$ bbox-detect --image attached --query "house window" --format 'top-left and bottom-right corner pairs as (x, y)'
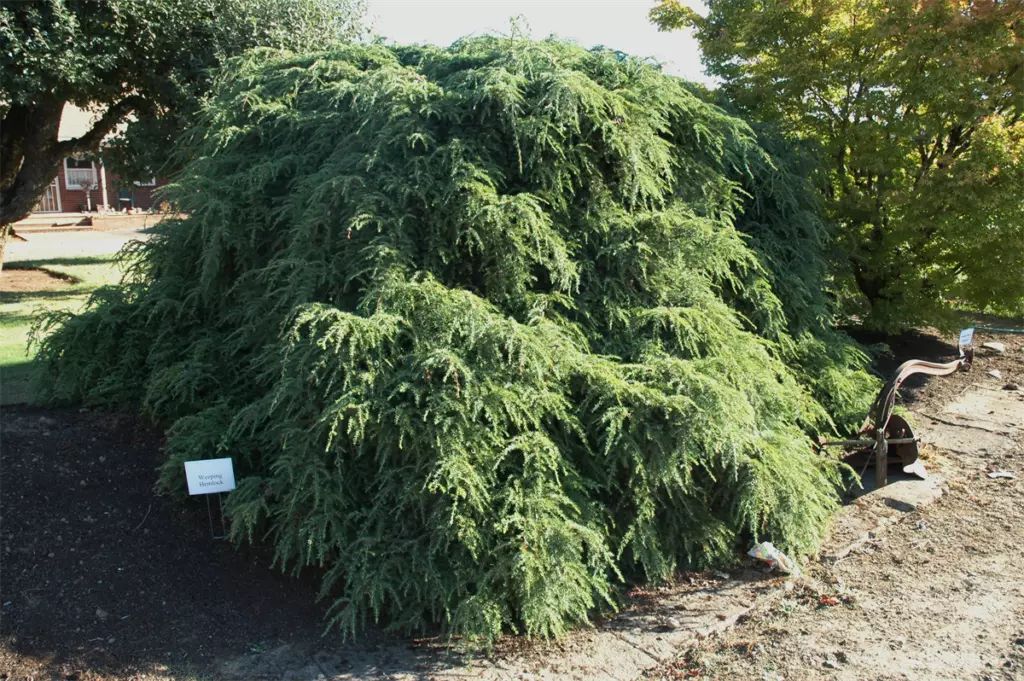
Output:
(64, 154), (98, 189)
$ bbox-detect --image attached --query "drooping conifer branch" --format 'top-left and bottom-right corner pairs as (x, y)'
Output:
(34, 38), (877, 642)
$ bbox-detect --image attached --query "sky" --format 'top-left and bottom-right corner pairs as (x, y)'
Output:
(365, 1), (711, 84)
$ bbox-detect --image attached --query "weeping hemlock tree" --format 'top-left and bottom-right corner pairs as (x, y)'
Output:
(36, 38), (877, 641)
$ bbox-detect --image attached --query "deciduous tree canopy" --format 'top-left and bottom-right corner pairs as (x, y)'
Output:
(652, 0), (1024, 328)
(36, 39), (876, 641)
(0, 0), (366, 261)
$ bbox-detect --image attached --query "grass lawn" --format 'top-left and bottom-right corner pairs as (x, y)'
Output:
(1, 255), (123, 405)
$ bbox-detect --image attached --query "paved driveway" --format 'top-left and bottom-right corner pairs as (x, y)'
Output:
(5, 227), (155, 263)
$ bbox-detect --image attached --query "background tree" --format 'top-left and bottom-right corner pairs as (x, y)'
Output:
(0, 0), (366, 264)
(651, 0), (1024, 329)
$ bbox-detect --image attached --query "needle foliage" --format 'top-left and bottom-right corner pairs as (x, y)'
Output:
(35, 37), (876, 642)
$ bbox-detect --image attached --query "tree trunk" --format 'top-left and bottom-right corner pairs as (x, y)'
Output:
(0, 98), (66, 271)
(852, 261), (886, 306)
(0, 224), (9, 272)
(1, 96), (146, 270)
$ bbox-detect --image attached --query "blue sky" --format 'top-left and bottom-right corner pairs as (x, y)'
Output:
(365, 1), (711, 84)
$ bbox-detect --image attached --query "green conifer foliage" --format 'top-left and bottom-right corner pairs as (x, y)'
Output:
(35, 38), (877, 641)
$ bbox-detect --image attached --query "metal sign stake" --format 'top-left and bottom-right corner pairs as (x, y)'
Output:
(206, 492), (228, 541)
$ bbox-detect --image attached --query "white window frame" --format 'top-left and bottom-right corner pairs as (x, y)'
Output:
(134, 178), (157, 187)
(64, 155), (98, 190)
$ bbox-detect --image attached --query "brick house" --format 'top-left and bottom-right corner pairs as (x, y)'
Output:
(32, 104), (168, 215)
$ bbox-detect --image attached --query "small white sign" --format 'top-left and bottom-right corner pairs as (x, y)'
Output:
(958, 327), (975, 347)
(184, 458), (236, 495)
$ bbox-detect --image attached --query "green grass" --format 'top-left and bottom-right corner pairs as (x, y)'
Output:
(1, 255), (123, 405)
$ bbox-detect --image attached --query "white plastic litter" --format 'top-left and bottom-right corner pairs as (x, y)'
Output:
(988, 470), (1017, 480)
(981, 341), (1006, 354)
(748, 541), (800, 575)
(987, 369), (1002, 379)
(903, 460), (929, 480)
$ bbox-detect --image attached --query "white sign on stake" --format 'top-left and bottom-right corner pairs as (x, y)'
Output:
(184, 458), (236, 495)
(958, 327), (975, 348)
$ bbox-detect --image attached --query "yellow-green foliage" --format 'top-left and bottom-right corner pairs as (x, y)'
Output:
(652, 0), (1024, 328)
(36, 38), (877, 641)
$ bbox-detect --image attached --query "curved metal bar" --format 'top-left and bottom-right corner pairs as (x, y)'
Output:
(822, 352), (970, 487)
(862, 356), (969, 434)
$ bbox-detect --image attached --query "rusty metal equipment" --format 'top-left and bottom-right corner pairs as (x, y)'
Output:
(821, 349), (973, 488)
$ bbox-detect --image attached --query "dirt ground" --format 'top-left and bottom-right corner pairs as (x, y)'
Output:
(0, 268), (75, 293)
(647, 324), (1024, 681)
(1, 323), (1022, 681)
(647, 469), (1024, 681)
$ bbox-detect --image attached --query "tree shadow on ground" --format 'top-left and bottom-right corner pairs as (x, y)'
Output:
(0, 361), (35, 405)
(8, 254), (120, 268)
(0, 288), (99, 305)
(0, 311), (42, 327)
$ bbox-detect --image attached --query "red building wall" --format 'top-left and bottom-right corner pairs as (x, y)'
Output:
(51, 161), (168, 213)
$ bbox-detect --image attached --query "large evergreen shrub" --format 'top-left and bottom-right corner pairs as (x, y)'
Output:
(36, 38), (877, 641)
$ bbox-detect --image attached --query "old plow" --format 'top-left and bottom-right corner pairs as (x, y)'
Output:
(819, 348), (973, 488)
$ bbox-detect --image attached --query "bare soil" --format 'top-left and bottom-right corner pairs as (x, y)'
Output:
(0, 268), (75, 293)
(646, 451), (1024, 681)
(88, 214), (175, 232)
(646, 327), (1024, 681)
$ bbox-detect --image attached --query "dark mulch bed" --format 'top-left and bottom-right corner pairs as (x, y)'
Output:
(0, 406), (330, 680)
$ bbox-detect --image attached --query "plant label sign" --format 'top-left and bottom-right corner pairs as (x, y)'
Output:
(184, 458), (236, 495)
(958, 327), (975, 348)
